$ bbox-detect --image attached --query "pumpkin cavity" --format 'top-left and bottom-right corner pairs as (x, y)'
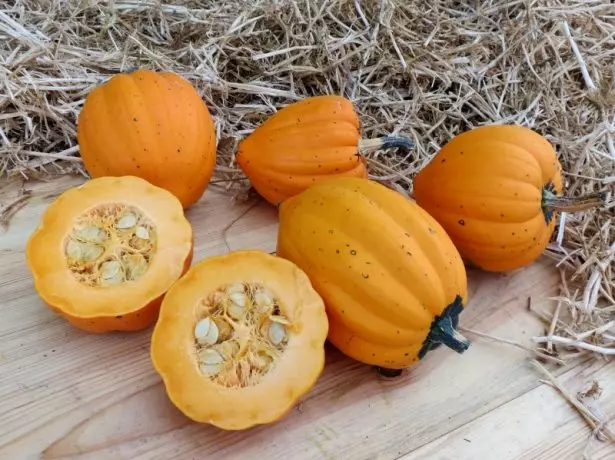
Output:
(193, 281), (291, 388)
(64, 204), (157, 287)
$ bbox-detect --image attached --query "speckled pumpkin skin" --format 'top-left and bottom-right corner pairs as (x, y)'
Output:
(77, 69), (217, 209)
(276, 177), (468, 370)
(235, 95), (368, 205)
(413, 124), (563, 272)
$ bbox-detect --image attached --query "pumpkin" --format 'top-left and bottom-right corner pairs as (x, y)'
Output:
(235, 95), (414, 205)
(276, 177), (469, 376)
(77, 69), (217, 209)
(150, 250), (329, 430)
(25, 176), (194, 333)
(412, 124), (605, 272)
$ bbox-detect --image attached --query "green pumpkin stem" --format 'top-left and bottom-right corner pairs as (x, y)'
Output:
(543, 190), (606, 213)
(358, 136), (415, 155)
(430, 315), (471, 354)
(418, 295), (470, 359)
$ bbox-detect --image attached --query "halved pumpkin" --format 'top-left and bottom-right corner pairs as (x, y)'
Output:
(150, 250), (329, 430)
(25, 176), (194, 333)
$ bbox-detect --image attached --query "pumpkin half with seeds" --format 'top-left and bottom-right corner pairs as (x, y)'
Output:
(25, 176), (194, 333)
(150, 250), (329, 430)
(412, 124), (605, 272)
(77, 68), (217, 209)
(235, 94), (414, 205)
(276, 177), (470, 376)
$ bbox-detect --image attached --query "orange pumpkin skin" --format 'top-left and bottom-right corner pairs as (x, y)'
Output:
(25, 176), (194, 333)
(151, 250), (329, 430)
(235, 95), (368, 205)
(276, 177), (469, 374)
(412, 124), (599, 272)
(77, 69), (217, 209)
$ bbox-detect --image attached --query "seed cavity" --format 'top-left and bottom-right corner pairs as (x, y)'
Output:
(63, 204), (157, 287)
(194, 282), (292, 388)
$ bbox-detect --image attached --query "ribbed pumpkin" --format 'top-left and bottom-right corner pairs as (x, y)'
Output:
(151, 250), (329, 430)
(276, 177), (470, 376)
(25, 176), (194, 333)
(77, 69), (217, 209)
(413, 124), (605, 272)
(235, 95), (414, 205)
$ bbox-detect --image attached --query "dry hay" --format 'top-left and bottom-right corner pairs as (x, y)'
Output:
(1, 0), (614, 448)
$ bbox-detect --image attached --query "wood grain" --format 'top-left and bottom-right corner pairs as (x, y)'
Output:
(0, 175), (612, 460)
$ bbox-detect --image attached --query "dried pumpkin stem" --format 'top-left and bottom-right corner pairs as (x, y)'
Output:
(358, 136), (415, 155)
(431, 316), (471, 354)
(543, 191), (606, 212)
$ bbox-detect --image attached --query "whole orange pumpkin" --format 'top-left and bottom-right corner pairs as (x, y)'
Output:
(235, 95), (414, 205)
(413, 124), (604, 272)
(77, 69), (217, 209)
(276, 177), (470, 376)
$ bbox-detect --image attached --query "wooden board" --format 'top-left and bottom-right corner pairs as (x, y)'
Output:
(1, 175), (613, 460)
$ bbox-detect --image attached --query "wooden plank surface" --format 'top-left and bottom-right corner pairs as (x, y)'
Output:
(0, 175), (613, 460)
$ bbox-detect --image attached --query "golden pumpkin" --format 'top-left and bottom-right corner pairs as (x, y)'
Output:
(276, 177), (469, 376)
(77, 69), (217, 209)
(150, 250), (329, 429)
(25, 176), (194, 333)
(413, 124), (605, 272)
(235, 95), (414, 205)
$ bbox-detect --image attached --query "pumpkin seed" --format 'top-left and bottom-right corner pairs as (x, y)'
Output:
(116, 212), (137, 229)
(99, 260), (124, 285)
(215, 340), (240, 359)
(199, 362), (223, 377)
(194, 317), (218, 345)
(198, 348), (224, 365)
(227, 283), (245, 294)
(135, 226), (150, 240)
(75, 226), (107, 243)
(227, 293), (247, 319)
(229, 293), (247, 307)
(201, 319), (220, 345)
(66, 239), (104, 262)
(192, 281), (293, 388)
(254, 289), (274, 310)
(123, 253), (148, 280)
(268, 321), (287, 345)
(228, 303), (245, 320)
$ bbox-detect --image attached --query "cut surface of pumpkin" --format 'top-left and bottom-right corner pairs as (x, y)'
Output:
(25, 176), (194, 333)
(150, 250), (328, 430)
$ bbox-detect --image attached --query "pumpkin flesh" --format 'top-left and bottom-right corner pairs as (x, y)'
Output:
(77, 69), (217, 209)
(25, 176), (194, 333)
(276, 177), (469, 371)
(150, 250), (329, 430)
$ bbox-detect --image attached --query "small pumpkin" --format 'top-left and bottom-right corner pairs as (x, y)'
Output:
(150, 250), (329, 430)
(25, 176), (194, 333)
(276, 177), (469, 376)
(412, 124), (605, 272)
(235, 95), (414, 205)
(77, 69), (217, 209)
